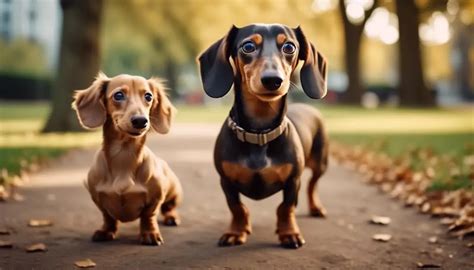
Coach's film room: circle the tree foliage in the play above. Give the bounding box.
[0,39,48,77]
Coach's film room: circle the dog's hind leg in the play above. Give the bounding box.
[307,123,329,218]
[161,195,181,226]
[161,170,182,226]
[307,166,327,217]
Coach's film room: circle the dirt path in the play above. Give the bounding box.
[1,124,472,269]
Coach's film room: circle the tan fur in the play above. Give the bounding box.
[236,35,295,124]
[222,161,293,184]
[260,164,293,183]
[249,34,263,45]
[73,72,182,245]
[241,79,284,121]
[213,29,326,248]
[276,33,286,45]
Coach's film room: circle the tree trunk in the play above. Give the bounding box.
[395,0,435,107]
[42,0,103,132]
[456,24,474,101]
[164,58,179,99]
[341,21,364,104]
[339,0,377,105]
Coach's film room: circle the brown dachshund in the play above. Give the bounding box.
[198,24,329,249]
[72,73,182,246]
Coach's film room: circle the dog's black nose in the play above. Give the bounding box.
[261,75,283,91]
[131,116,148,129]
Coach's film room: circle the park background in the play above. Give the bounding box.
[0,0,473,268]
[0,0,472,192]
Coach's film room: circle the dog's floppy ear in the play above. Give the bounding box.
[198,25,238,98]
[148,78,176,134]
[294,26,328,99]
[72,72,109,129]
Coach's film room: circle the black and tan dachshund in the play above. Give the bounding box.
[198,24,329,249]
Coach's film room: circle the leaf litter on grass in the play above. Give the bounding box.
[331,141,474,241]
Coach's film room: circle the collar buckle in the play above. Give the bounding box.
[257,133,267,146]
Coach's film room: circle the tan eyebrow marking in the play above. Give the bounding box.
[277,34,287,45]
[249,34,263,45]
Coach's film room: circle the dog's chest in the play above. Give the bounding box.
[94,176,149,222]
[221,152,293,199]
[221,159,293,184]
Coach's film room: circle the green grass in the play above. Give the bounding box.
[0,101,50,120]
[0,102,100,184]
[0,101,472,190]
[331,132,473,157]
[0,147,64,183]
[332,132,473,191]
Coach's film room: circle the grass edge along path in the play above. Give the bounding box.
[330,140,474,242]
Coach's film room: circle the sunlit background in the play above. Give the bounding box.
[0,0,473,106]
[0,0,472,192]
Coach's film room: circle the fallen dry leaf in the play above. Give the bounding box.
[0,240,13,248]
[466,242,474,248]
[416,262,441,268]
[28,219,53,227]
[372,234,392,242]
[74,259,96,268]
[370,216,391,225]
[25,243,47,252]
[428,236,438,244]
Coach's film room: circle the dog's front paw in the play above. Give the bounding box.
[140,231,164,246]
[92,230,116,242]
[218,232,248,247]
[279,233,305,249]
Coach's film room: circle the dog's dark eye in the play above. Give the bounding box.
[144,93,153,102]
[282,42,296,54]
[241,42,256,53]
[113,91,125,101]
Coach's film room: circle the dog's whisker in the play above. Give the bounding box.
[289,81,302,92]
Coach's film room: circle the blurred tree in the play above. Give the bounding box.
[423,0,474,101]
[102,0,198,98]
[455,23,474,101]
[395,0,435,107]
[338,0,378,105]
[43,0,103,132]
